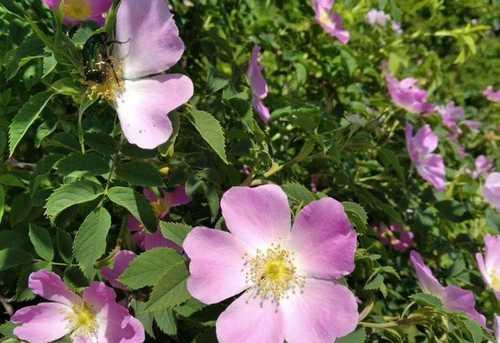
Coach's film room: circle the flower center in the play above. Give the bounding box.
[244,244,305,304]
[70,303,97,335]
[86,58,124,103]
[151,199,169,218]
[64,0,92,21]
[491,271,500,291]
[318,8,333,27]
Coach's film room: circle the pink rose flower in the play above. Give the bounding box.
[405,123,446,192]
[128,185,191,251]
[43,0,112,26]
[248,46,271,123]
[475,235,500,300]
[472,155,493,179]
[437,101,464,131]
[183,185,359,343]
[101,250,136,290]
[391,21,403,35]
[366,9,390,27]
[483,86,500,103]
[385,73,435,114]
[373,223,414,252]
[410,251,486,326]
[87,0,193,149]
[313,0,350,44]
[484,172,500,210]
[10,270,144,342]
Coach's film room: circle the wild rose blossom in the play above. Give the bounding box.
[373,223,414,252]
[405,123,446,192]
[184,184,359,343]
[128,186,190,250]
[437,101,464,132]
[475,235,500,300]
[385,73,435,114]
[410,251,486,326]
[313,0,350,44]
[484,173,500,210]
[248,46,271,124]
[392,21,403,34]
[101,250,136,290]
[484,86,500,103]
[366,9,390,27]
[472,155,494,179]
[87,0,193,149]
[43,0,112,26]
[10,270,144,342]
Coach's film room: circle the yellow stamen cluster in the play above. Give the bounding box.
[64,0,92,21]
[151,199,170,218]
[86,58,124,103]
[69,303,97,336]
[491,271,500,291]
[244,244,305,305]
[318,8,333,26]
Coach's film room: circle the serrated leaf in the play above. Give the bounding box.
[9,91,54,156]
[410,293,443,309]
[56,152,109,176]
[159,222,192,246]
[337,328,366,343]
[73,207,111,278]
[57,229,73,264]
[120,248,184,290]
[144,263,190,312]
[29,224,54,261]
[107,187,156,231]
[0,248,32,271]
[282,182,317,204]
[45,180,103,220]
[154,309,177,336]
[116,161,164,187]
[342,201,368,232]
[188,109,228,164]
[462,317,484,343]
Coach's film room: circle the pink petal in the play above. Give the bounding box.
[184,227,249,304]
[87,0,112,25]
[475,253,491,291]
[409,251,445,297]
[12,303,73,343]
[484,173,500,210]
[484,235,500,275]
[416,153,446,192]
[220,185,291,250]
[143,230,180,251]
[281,279,358,343]
[252,97,271,124]
[42,0,60,9]
[83,282,117,312]
[101,250,136,290]
[165,184,191,208]
[116,74,193,149]
[413,125,438,155]
[216,292,285,343]
[142,188,159,204]
[495,315,500,343]
[248,46,268,99]
[116,0,185,79]
[29,270,81,306]
[442,286,486,327]
[290,197,357,279]
[483,86,500,103]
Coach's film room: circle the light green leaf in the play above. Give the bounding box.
[462,317,484,343]
[73,207,111,278]
[144,263,190,313]
[45,180,103,220]
[0,248,33,271]
[120,248,184,290]
[9,91,54,157]
[337,328,366,343]
[410,293,443,309]
[0,185,5,223]
[29,224,54,261]
[188,109,228,164]
[282,182,317,205]
[107,187,156,231]
[159,222,192,246]
[342,201,368,232]
[154,309,177,336]
[116,161,164,187]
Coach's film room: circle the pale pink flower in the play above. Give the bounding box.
[373,224,414,252]
[248,46,271,123]
[366,9,390,27]
[313,0,350,44]
[437,102,464,131]
[43,0,112,26]
[410,251,486,326]
[484,173,500,210]
[392,21,403,34]
[101,250,136,290]
[385,73,435,114]
[405,123,446,192]
[128,185,190,251]
[475,235,500,300]
[495,315,500,343]
[184,185,359,343]
[472,155,494,179]
[463,120,481,132]
[11,270,144,342]
[484,86,500,103]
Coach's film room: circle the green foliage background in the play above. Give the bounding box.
[0,0,499,342]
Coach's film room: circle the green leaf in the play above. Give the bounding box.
[115,161,164,187]
[9,193,32,226]
[9,91,54,156]
[159,222,192,246]
[0,248,33,271]
[29,224,54,261]
[342,202,368,232]
[282,182,317,205]
[56,152,109,176]
[337,328,366,343]
[73,207,112,278]
[188,109,228,164]
[154,309,177,336]
[120,248,185,290]
[45,180,103,220]
[144,263,191,312]
[0,185,5,223]
[462,318,484,343]
[57,229,73,264]
[107,187,156,231]
[410,293,443,309]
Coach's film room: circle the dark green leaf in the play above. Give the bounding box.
[116,161,164,187]
[107,187,156,231]
[0,248,33,271]
[188,109,228,164]
[145,263,191,312]
[342,202,368,232]
[29,224,54,261]
[56,152,109,176]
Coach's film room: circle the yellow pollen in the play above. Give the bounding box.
[491,271,500,291]
[151,199,169,218]
[86,58,124,103]
[244,244,305,304]
[70,303,97,335]
[318,9,333,26]
[64,0,92,21]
